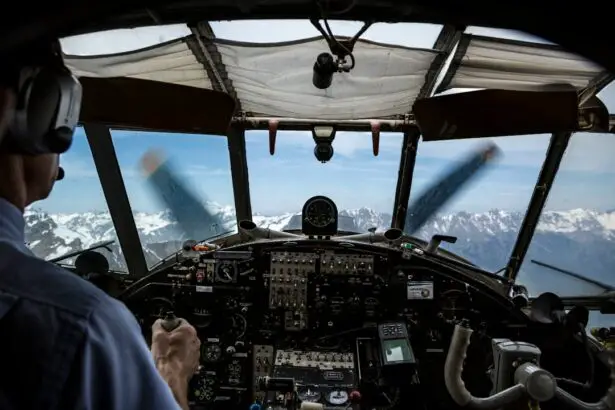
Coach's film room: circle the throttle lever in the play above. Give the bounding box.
[160,312,181,332]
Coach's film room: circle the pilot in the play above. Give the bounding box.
[0,40,199,409]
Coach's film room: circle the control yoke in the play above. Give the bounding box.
[444,322,615,409]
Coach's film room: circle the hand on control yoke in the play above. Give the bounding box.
[152,316,201,383]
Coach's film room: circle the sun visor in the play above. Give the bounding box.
[78,77,236,135]
[413,88,580,141]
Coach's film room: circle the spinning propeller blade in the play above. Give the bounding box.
[140,150,224,242]
[404,143,501,234]
[141,143,500,242]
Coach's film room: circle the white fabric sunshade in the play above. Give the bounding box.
[438,35,604,92]
[65,40,213,89]
[63,31,607,121]
[215,37,439,119]
[64,36,439,120]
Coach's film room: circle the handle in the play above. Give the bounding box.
[444,324,615,409]
[160,312,181,332]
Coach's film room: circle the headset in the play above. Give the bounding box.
[2,39,82,156]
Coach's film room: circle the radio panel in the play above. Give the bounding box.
[320,251,374,275]
[269,251,314,310]
[273,350,356,386]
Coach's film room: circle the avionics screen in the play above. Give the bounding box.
[382,339,413,364]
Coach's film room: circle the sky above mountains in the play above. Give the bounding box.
[43,21,615,217]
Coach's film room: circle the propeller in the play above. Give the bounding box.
[404,143,501,234]
[140,142,500,242]
[140,150,224,243]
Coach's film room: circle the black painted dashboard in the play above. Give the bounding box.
[120,237,542,410]
[62,194,607,410]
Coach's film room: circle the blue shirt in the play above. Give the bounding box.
[0,197,181,410]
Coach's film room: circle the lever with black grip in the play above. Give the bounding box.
[160,312,181,332]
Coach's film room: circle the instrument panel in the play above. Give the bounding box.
[125,236,528,410]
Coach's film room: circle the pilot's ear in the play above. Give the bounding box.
[0,88,15,144]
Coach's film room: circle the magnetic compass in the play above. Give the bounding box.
[326,390,349,406]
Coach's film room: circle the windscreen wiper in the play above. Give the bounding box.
[531,259,615,292]
[49,239,115,263]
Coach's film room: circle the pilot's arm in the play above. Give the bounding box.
[69,297,191,410]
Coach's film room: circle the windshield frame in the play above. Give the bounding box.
[82,107,613,285]
[79,101,613,292]
[501,76,613,284]
[70,24,612,297]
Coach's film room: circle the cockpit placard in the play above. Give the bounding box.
[407,281,434,300]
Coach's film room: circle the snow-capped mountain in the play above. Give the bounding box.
[23,205,615,296]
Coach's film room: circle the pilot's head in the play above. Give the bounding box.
[0,39,77,211]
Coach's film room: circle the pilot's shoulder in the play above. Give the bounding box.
[0,248,111,320]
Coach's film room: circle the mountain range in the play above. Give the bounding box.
[24,204,615,297]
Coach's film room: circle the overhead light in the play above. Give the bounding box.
[312,125,336,139]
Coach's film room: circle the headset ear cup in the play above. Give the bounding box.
[29,68,65,151]
[48,68,81,154]
[46,126,73,153]
[5,64,79,155]
[9,70,34,143]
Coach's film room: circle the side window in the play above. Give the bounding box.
[25,127,127,271]
[517,131,615,331]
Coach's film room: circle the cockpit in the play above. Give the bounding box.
[20,16,615,410]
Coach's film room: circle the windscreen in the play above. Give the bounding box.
[410,134,551,271]
[25,128,235,271]
[246,131,402,232]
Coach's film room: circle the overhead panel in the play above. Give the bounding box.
[437,34,604,93]
[64,39,213,89]
[215,37,440,119]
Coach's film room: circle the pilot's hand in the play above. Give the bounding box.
[151,318,201,383]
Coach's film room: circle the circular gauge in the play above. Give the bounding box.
[365,297,379,306]
[191,307,213,329]
[228,313,247,339]
[202,344,222,362]
[216,261,235,283]
[192,375,215,403]
[440,289,471,320]
[305,198,336,228]
[148,297,174,320]
[298,387,322,403]
[225,296,238,309]
[326,390,349,406]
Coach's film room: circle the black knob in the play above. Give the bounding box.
[161,312,181,332]
[182,240,197,251]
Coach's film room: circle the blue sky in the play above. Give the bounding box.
[43,21,615,216]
